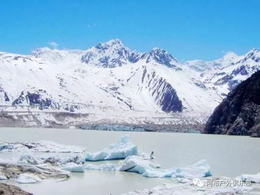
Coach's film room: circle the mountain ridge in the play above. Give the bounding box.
[0,39,259,128]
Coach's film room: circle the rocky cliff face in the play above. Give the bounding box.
[203,71,260,137]
[0,183,32,195]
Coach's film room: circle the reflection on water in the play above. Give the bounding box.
[0,128,260,195]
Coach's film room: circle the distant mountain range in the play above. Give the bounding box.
[0,39,259,128]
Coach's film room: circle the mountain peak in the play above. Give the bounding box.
[222,51,238,61]
[150,47,170,54]
[247,48,259,55]
[243,48,260,61]
[95,39,124,50]
[251,48,259,52]
[150,47,161,51]
[144,47,178,67]
[106,39,122,45]
[31,47,53,58]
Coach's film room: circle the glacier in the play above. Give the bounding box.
[119,156,212,178]
[85,136,140,161]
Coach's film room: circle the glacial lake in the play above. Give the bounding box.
[0,128,260,195]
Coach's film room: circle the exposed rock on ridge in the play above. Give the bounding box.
[203,71,260,137]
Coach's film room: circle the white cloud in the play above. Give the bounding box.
[87,23,99,28]
[48,41,59,49]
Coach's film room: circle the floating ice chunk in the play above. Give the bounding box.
[61,163,85,173]
[124,179,255,195]
[62,154,85,165]
[0,174,7,180]
[0,141,85,153]
[84,163,117,171]
[119,157,212,178]
[119,156,160,175]
[16,173,42,184]
[0,157,71,182]
[0,143,23,152]
[233,186,254,194]
[176,178,191,183]
[42,155,62,165]
[18,152,41,165]
[143,159,212,178]
[56,178,68,182]
[236,173,260,183]
[85,136,139,161]
[35,141,85,153]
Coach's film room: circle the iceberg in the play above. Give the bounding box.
[84,163,117,171]
[119,156,160,175]
[237,173,260,183]
[42,155,62,165]
[0,157,70,183]
[18,152,41,165]
[61,154,85,165]
[119,156,212,178]
[16,173,42,184]
[61,163,85,173]
[0,174,7,180]
[123,182,255,195]
[85,136,139,161]
[0,141,85,153]
[34,141,85,153]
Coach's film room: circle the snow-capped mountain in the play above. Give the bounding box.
[80,39,142,68]
[0,39,259,128]
[186,49,260,96]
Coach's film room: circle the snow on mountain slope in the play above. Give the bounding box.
[81,39,142,68]
[2,39,258,127]
[185,52,239,72]
[185,49,260,96]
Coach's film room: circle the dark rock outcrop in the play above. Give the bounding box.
[146,70,183,112]
[0,183,32,195]
[203,71,260,137]
[12,91,52,110]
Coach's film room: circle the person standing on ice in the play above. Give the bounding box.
[150,151,154,159]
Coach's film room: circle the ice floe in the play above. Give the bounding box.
[237,173,260,183]
[0,174,7,180]
[84,163,117,171]
[61,163,85,173]
[42,155,62,165]
[18,152,41,165]
[85,136,139,161]
[61,154,85,165]
[16,173,42,184]
[122,181,258,195]
[0,141,85,153]
[119,156,212,178]
[119,156,160,175]
[0,157,70,183]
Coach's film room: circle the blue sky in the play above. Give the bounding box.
[0,0,259,61]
